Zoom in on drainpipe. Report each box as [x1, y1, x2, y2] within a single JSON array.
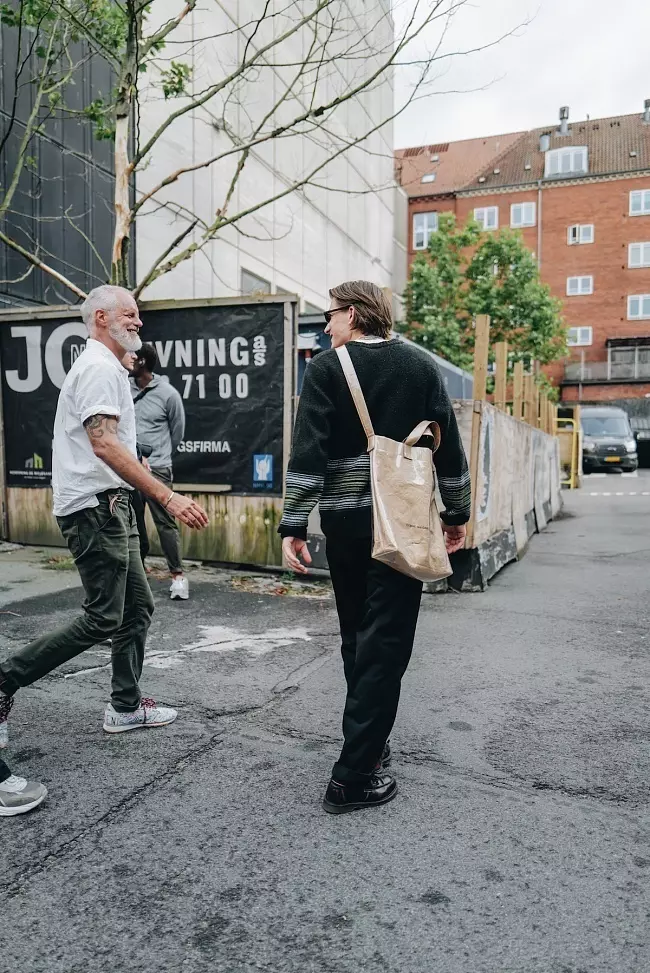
[[537, 179, 543, 269]]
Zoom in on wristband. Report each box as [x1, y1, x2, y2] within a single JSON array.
[[163, 491, 175, 508]]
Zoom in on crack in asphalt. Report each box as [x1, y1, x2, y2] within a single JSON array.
[[235, 724, 646, 811], [0, 643, 336, 898], [0, 728, 227, 898]]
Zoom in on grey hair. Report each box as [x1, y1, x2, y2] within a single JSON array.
[[80, 285, 133, 333]]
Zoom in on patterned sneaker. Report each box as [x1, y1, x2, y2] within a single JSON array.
[[0, 775, 47, 816], [170, 576, 189, 600], [103, 697, 178, 734], [0, 693, 14, 749]]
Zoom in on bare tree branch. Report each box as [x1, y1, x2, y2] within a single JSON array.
[[0, 228, 87, 298], [139, 1, 197, 59], [132, 218, 198, 299]]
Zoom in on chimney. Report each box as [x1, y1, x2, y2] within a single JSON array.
[[559, 106, 570, 136], [644, 98, 650, 123]]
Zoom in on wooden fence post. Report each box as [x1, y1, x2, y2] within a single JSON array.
[[494, 341, 508, 411], [540, 392, 549, 432], [467, 315, 490, 548], [522, 373, 533, 425], [512, 361, 524, 420]]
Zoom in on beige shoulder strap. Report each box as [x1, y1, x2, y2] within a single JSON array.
[[335, 345, 374, 442]]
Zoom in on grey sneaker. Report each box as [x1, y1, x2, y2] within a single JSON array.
[[0, 693, 14, 749], [0, 775, 47, 816], [103, 697, 177, 734]]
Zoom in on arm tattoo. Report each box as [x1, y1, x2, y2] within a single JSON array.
[[83, 414, 119, 440]]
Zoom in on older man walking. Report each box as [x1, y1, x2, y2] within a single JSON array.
[[0, 285, 209, 751]]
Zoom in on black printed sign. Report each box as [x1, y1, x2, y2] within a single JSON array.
[[0, 300, 289, 493]]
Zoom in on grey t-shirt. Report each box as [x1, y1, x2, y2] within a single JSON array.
[[130, 375, 185, 470]]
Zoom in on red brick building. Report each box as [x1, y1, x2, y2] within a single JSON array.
[[395, 105, 650, 405]]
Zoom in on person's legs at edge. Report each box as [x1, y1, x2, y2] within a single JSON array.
[[103, 500, 176, 731], [327, 534, 423, 786], [146, 468, 187, 599], [0, 755, 48, 817], [0, 497, 132, 712]]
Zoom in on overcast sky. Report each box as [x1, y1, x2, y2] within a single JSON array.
[[394, 0, 650, 147]]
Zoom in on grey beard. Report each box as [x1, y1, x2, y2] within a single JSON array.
[[109, 322, 142, 352]]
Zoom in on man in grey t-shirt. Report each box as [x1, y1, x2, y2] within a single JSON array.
[[130, 344, 189, 600]]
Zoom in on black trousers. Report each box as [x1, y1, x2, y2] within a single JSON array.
[[326, 535, 423, 784], [0, 757, 10, 783]]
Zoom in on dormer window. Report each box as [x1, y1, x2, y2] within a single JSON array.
[[544, 146, 588, 178]]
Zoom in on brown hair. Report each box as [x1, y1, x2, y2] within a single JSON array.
[[329, 280, 393, 339]]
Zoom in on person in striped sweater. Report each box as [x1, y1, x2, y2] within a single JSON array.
[[280, 280, 471, 814]]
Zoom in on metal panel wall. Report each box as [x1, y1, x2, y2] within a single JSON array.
[[0, 25, 126, 306]]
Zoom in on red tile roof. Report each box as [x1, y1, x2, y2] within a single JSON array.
[[397, 110, 650, 197], [395, 132, 523, 197], [461, 112, 650, 191]]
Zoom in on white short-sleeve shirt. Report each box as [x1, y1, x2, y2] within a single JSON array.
[[51, 338, 137, 516]]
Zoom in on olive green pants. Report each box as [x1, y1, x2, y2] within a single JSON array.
[[0, 492, 154, 712]]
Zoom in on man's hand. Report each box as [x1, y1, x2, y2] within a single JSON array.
[[166, 493, 209, 530], [142, 456, 151, 472], [84, 414, 208, 529], [282, 536, 312, 575], [442, 523, 466, 554]]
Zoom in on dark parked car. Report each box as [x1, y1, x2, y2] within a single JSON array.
[[581, 406, 638, 473]]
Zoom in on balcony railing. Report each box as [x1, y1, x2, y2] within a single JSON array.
[[563, 361, 650, 382]]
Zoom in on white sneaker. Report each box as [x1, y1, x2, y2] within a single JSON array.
[[170, 576, 189, 600], [103, 697, 178, 734], [0, 775, 48, 816]]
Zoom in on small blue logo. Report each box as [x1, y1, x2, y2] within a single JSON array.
[[253, 453, 274, 484]]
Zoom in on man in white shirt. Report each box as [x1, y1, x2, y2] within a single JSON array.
[[0, 286, 209, 749]]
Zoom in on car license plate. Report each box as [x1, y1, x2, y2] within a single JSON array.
[[605, 456, 621, 462]]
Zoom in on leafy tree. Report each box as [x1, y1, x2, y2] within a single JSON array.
[[1, 1, 515, 298], [402, 212, 566, 379]]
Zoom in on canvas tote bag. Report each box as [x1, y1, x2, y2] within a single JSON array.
[[336, 345, 452, 583]]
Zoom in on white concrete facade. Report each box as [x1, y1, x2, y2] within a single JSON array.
[[136, 1, 395, 311]]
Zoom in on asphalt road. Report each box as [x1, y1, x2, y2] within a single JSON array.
[[1, 477, 649, 973]]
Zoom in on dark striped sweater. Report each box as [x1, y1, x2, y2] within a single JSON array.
[[279, 338, 471, 540]]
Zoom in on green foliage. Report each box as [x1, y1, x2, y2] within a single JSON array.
[[403, 213, 567, 379], [536, 372, 560, 403], [160, 61, 192, 99], [83, 98, 115, 140]]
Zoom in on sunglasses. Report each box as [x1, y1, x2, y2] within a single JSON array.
[[324, 305, 351, 324]]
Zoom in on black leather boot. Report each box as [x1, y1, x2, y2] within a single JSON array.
[[322, 773, 398, 814]]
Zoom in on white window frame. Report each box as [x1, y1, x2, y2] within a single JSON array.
[[629, 190, 650, 216], [412, 211, 438, 250], [628, 294, 650, 319], [421, 173, 436, 184], [544, 146, 588, 178], [567, 224, 594, 245], [474, 206, 499, 231], [629, 243, 650, 268], [510, 202, 536, 228], [566, 275, 594, 296], [567, 326, 593, 347]]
